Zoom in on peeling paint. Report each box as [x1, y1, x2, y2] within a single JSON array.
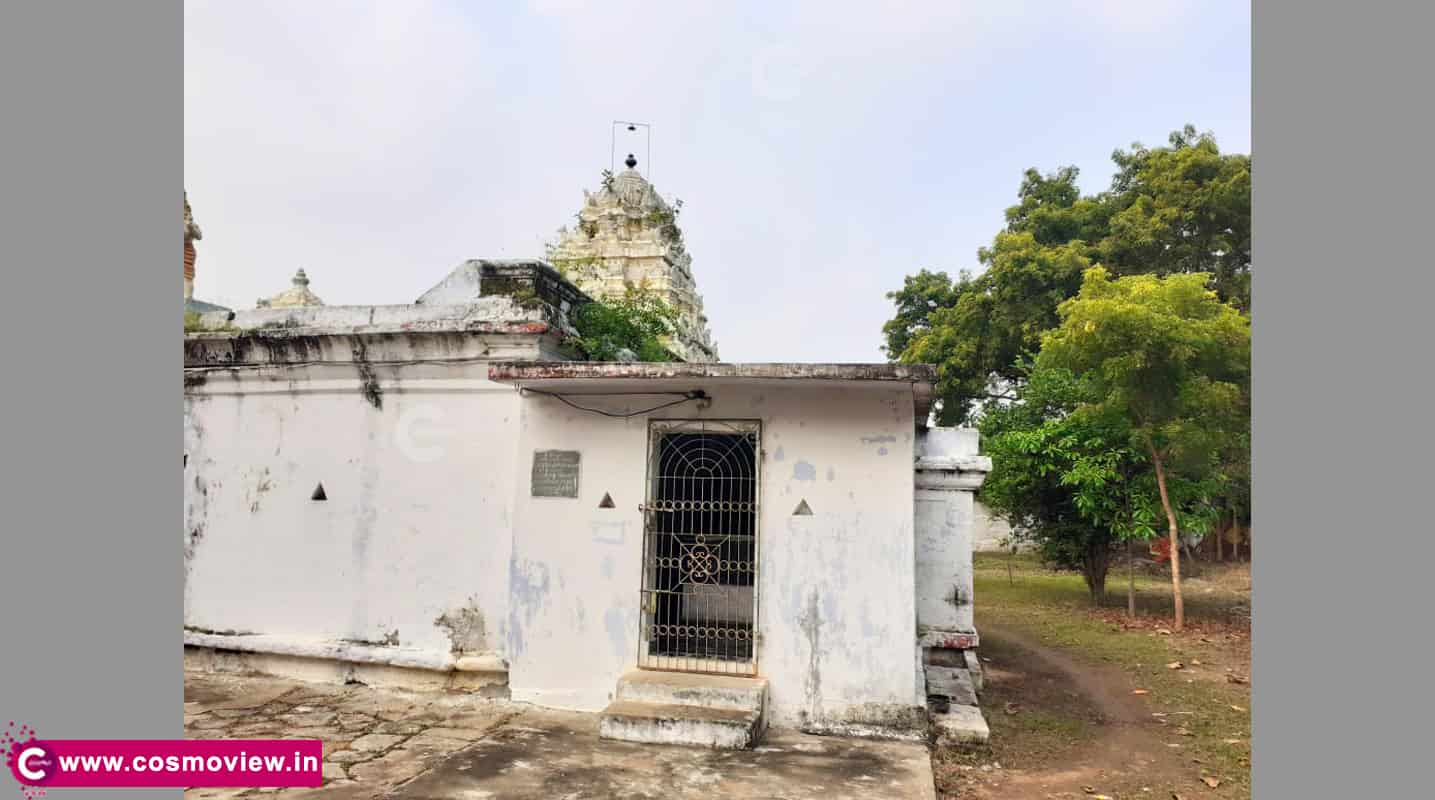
[[434, 599, 488, 654], [245, 467, 272, 514]]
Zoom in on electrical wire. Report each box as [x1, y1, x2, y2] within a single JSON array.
[[519, 387, 707, 418]]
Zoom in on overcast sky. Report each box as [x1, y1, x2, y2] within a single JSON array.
[[184, 0, 1249, 362]]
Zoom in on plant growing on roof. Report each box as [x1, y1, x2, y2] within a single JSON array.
[[570, 284, 681, 362]]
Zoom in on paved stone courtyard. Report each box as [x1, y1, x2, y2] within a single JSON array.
[[183, 672, 935, 799]]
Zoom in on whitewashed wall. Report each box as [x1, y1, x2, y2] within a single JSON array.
[[505, 381, 923, 730], [183, 360, 522, 663], [185, 361, 929, 732]]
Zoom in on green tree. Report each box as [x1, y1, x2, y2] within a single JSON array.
[[896, 235, 1091, 425], [885, 125, 1250, 424], [1037, 267, 1250, 630], [570, 285, 681, 362], [880, 269, 959, 360], [1103, 126, 1252, 310], [979, 366, 1151, 602]]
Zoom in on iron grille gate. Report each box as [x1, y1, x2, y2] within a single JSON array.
[[638, 420, 760, 675]]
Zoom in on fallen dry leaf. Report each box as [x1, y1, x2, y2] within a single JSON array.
[[1190, 659, 1203, 665], [1133, 688, 1151, 695], [1157, 628, 1173, 636], [1083, 787, 1096, 794], [1173, 794, 1187, 800], [1167, 661, 1185, 670], [1003, 702, 1020, 715], [1201, 776, 1221, 788], [1226, 674, 1249, 685]]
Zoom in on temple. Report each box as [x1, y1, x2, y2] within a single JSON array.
[[547, 155, 717, 362]]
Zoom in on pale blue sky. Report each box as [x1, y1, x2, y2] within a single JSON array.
[[185, 0, 1249, 362]]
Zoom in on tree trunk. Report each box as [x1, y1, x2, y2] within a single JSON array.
[[1148, 444, 1185, 631], [1127, 537, 1136, 618], [1082, 539, 1111, 604], [1216, 516, 1224, 561]]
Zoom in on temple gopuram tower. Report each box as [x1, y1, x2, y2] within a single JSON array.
[[547, 154, 717, 362]]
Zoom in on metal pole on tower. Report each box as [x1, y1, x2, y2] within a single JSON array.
[[611, 120, 652, 177]]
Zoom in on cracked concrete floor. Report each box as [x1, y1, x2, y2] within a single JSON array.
[[183, 672, 935, 800]]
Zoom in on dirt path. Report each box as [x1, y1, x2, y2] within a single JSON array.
[[937, 623, 1210, 799]]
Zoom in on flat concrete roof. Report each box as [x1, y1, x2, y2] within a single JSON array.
[[488, 361, 936, 420]]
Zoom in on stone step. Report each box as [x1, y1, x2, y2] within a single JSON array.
[[933, 705, 990, 745], [925, 665, 978, 707], [599, 700, 764, 749], [615, 669, 768, 712]]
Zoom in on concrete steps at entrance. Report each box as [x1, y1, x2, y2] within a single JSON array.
[[599, 670, 768, 749]]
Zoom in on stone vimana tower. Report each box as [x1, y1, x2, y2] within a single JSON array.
[[547, 154, 717, 362]]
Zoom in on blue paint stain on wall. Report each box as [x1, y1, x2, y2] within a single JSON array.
[[604, 607, 630, 660], [773, 446, 785, 462], [878, 447, 889, 456], [506, 558, 551, 659], [793, 461, 817, 481], [600, 554, 615, 579]]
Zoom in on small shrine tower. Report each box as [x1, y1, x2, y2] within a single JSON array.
[[547, 154, 717, 362]]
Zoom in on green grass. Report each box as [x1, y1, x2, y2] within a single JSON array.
[[973, 552, 1252, 797]]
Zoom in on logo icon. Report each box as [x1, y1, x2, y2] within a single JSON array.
[[3, 723, 49, 798]]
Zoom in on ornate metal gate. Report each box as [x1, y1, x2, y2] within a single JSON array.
[[638, 420, 760, 675]]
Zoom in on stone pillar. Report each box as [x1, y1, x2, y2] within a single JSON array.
[[914, 428, 991, 653]]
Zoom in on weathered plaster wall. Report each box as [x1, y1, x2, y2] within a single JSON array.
[[915, 489, 975, 633], [913, 428, 990, 640], [504, 382, 922, 731], [183, 358, 524, 664]]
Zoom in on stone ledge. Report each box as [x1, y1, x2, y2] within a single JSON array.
[[183, 631, 506, 674]]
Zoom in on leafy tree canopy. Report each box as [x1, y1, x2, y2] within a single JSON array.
[[1035, 267, 1250, 628], [979, 364, 1150, 599], [570, 285, 681, 362], [884, 125, 1250, 425]]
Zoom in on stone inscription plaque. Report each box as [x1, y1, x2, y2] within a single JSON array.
[[531, 450, 581, 498]]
